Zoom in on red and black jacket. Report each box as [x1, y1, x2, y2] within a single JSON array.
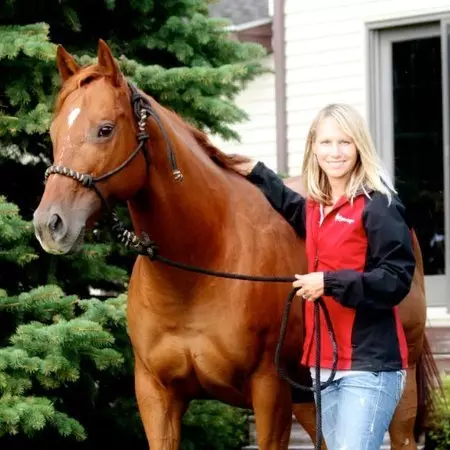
[[247, 162, 416, 371]]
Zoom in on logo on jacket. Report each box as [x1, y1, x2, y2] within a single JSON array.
[[335, 213, 355, 224]]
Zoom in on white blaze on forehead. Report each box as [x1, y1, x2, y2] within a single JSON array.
[[67, 107, 81, 128]]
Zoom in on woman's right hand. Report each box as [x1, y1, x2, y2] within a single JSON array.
[[233, 160, 259, 176]]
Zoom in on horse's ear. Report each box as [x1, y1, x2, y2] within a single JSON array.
[[56, 45, 80, 82], [97, 39, 121, 86]]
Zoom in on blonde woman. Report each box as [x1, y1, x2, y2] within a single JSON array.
[[235, 103, 414, 450]]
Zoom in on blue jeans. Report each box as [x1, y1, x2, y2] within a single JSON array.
[[313, 370, 406, 450]]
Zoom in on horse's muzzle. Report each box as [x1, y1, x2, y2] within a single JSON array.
[[33, 208, 86, 255]]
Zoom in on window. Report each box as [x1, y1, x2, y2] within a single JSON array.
[[369, 20, 450, 308]]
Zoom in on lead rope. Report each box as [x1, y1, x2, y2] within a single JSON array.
[[111, 211, 337, 450]]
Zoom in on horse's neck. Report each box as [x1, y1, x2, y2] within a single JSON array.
[[128, 122, 232, 266]]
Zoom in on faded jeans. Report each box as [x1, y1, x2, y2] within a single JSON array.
[[313, 370, 406, 450]]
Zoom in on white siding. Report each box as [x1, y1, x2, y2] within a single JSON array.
[[208, 55, 278, 171], [285, 0, 450, 175]]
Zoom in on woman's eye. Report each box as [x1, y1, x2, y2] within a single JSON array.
[[98, 124, 114, 138]]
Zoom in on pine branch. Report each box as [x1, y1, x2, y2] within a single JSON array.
[[0, 287, 127, 440], [0, 197, 37, 266], [139, 13, 265, 67], [117, 57, 267, 139], [0, 24, 55, 62], [0, 103, 52, 137], [0, 395, 86, 440], [0, 285, 77, 321], [77, 295, 127, 327], [65, 244, 129, 287]]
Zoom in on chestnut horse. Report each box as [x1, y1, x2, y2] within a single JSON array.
[[33, 40, 440, 450]]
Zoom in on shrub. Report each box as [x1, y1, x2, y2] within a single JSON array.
[[425, 375, 450, 450], [182, 400, 249, 450]]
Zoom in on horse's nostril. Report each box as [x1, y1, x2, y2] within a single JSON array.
[[48, 213, 63, 234]]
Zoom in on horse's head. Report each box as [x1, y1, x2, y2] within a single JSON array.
[[33, 40, 150, 254]]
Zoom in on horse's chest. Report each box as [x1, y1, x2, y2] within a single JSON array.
[[129, 310, 255, 390], [127, 272, 260, 399]]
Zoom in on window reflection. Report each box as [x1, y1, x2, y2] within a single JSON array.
[[392, 37, 446, 275]]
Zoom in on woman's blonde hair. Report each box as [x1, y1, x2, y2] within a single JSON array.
[[301, 103, 395, 205]]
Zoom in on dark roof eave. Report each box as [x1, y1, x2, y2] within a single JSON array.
[[228, 18, 273, 52]]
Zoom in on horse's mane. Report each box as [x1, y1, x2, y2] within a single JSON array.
[[177, 118, 250, 171], [55, 65, 107, 114], [54, 65, 250, 172]]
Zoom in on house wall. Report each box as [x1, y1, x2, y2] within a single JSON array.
[[209, 55, 278, 171], [284, 0, 450, 175]]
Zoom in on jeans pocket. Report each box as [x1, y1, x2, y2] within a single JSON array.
[[396, 370, 407, 403]]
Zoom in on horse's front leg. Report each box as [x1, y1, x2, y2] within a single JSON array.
[[134, 359, 187, 450], [251, 370, 292, 450]]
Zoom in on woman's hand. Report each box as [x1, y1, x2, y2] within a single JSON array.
[[232, 159, 258, 176], [293, 272, 324, 301]]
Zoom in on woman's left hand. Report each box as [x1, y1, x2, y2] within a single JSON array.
[[293, 272, 324, 301]]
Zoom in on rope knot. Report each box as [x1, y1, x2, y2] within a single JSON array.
[[137, 131, 149, 141], [145, 246, 158, 260], [138, 232, 158, 260], [173, 169, 184, 182], [131, 92, 141, 104], [81, 174, 93, 187]]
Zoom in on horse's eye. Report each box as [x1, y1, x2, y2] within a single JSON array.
[[98, 124, 114, 138]]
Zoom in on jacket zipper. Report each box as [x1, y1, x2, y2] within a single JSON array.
[[315, 199, 348, 271]]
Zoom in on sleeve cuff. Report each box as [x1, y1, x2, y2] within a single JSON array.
[[323, 271, 337, 296], [246, 161, 266, 180]]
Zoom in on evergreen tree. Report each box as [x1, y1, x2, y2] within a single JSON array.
[[0, 0, 262, 447], [0, 196, 132, 449], [0, 0, 267, 296]]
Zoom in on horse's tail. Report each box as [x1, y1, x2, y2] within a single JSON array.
[[409, 229, 444, 440], [414, 333, 444, 441]]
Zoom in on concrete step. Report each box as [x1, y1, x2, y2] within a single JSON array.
[[247, 415, 393, 446], [425, 325, 450, 375], [434, 353, 450, 375], [245, 442, 423, 449], [426, 325, 450, 354], [245, 415, 425, 449]]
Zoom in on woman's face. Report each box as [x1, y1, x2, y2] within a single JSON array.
[[313, 116, 358, 187]]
